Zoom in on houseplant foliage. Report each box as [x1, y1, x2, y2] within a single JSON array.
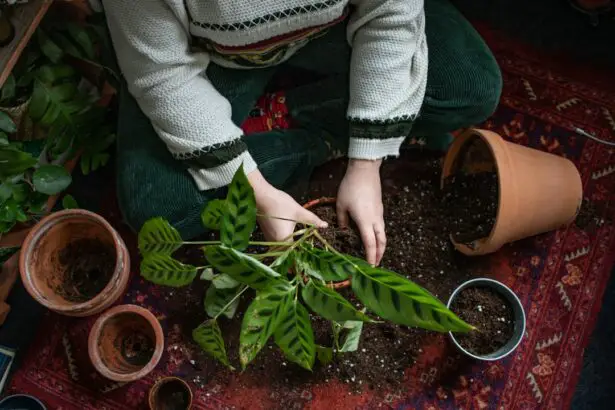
[[138, 166, 474, 370]]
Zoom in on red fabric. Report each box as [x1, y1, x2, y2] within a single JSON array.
[[7, 29, 615, 409]]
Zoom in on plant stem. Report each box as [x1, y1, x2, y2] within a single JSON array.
[[214, 285, 249, 320], [188, 240, 291, 247]]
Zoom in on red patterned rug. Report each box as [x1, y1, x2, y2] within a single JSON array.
[[6, 27, 615, 409]]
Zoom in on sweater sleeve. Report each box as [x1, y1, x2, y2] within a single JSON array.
[[102, 0, 257, 191], [346, 0, 428, 160]]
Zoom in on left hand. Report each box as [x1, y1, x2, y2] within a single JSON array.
[[336, 159, 386, 266]]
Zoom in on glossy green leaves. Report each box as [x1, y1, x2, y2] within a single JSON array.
[[301, 281, 371, 323], [295, 244, 354, 281], [205, 285, 242, 319], [201, 199, 225, 230], [140, 254, 197, 287], [138, 217, 182, 256], [274, 299, 315, 370], [220, 165, 256, 250], [205, 245, 280, 290], [32, 165, 72, 195], [193, 320, 233, 369]]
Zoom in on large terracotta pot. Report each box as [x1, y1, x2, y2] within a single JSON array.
[[89, 304, 164, 382], [442, 129, 583, 256], [19, 209, 130, 316]]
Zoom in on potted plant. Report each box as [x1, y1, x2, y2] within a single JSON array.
[[88, 304, 164, 382], [19, 209, 130, 316], [137, 166, 475, 371], [447, 278, 526, 360], [441, 128, 583, 256], [149, 377, 193, 410]]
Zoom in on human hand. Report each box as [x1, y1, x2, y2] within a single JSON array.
[[336, 159, 386, 265], [248, 169, 327, 242]]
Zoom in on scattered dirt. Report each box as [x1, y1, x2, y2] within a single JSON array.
[[575, 198, 607, 231], [58, 238, 115, 303], [442, 172, 498, 245], [450, 287, 515, 356], [155, 379, 191, 410]]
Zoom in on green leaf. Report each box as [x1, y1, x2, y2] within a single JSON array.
[[339, 321, 363, 353], [270, 250, 295, 275], [138, 217, 183, 256], [0, 220, 16, 234], [1, 74, 16, 103], [201, 199, 225, 230], [274, 298, 316, 370], [239, 282, 293, 368], [205, 245, 280, 290], [0, 199, 18, 222], [212, 273, 240, 289], [36, 64, 76, 84], [295, 244, 354, 281], [204, 285, 242, 319], [37, 30, 64, 63], [0, 184, 12, 201], [28, 82, 50, 120], [66, 23, 95, 59], [351, 264, 474, 332], [62, 194, 79, 209], [0, 147, 37, 179], [0, 246, 20, 264], [32, 165, 72, 195], [11, 184, 28, 202], [315, 345, 334, 365], [140, 254, 197, 287], [192, 319, 233, 369], [220, 165, 256, 250], [0, 111, 16, 134], [0, 132, 8, 146], [301, 281, 372, 323], [200, 267, 215, 280]]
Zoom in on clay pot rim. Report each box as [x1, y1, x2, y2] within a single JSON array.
[[148, 376, 193, 410], [88, 304, 165, 383], [446, 277, 526, 361], [19, 209, 126, 313], [0, 394, 47, 409]]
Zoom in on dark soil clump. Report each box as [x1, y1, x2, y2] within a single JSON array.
[[120, 331, 155, 366], [156, 379, 191, 410], [450, 287, 515, 356], [58, 238, 115, 302], [443, 172, 498, 245]]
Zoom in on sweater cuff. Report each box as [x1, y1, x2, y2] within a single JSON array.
[[188, 151, 257, 191], [347, 118, 415, 160]]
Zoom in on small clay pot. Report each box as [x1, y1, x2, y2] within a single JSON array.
[[447, 278, 526, 361], [442, 129, 583, 256], [89, 304, 164, 382], [303, 197, 351, 289], [19, 209, 130, 316], [0, 394, 46, 410], [149, 377, 193, 410]]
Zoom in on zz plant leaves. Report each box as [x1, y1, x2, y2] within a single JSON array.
[[295, 244, 354, 281], [201, 199, 225, 230], [193, 319, 233, 369], [204, 285, 242, 319], [32, 165, 72, 195], [205, 245, 280, 290], [138, 217, 183, 256], [140, 254, 197, 287], [274, 297, 315, 370], [301, 280, 372, 323], [351, 265, 473, 333], [220, 165, 256, 251]]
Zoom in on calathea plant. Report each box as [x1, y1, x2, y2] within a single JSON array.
[[138, 166, 474, 370]]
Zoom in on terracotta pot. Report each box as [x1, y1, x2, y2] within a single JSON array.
[[442, 129, 583, 256], [19, 209, 130, 316], [303, 197, 351, 289], [149, 377, 193, 410], [89, 304, 164, 382]]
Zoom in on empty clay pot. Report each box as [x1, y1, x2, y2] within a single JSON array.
[[89, 304, 164, 382], [149, 377, 193, 410], [442, 129, 583, 255], [19, 209, 130, 316]]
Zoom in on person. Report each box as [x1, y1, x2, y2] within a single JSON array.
[[102, 0, 502, 266]]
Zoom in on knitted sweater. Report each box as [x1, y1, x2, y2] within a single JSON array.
[[103, 0, 427, 191]]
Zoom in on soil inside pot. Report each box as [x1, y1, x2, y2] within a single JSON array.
[[449, 286, 515, 356], [58, 238, 115, 303], [155, 379, 191, 410]]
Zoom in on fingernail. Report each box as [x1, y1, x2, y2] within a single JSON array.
[[321, 222, 329, 228]]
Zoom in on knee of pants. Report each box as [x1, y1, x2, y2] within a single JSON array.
[[460, 57, 503, 124]]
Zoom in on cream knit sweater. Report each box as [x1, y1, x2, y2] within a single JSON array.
[[103, 0, 427, 190]]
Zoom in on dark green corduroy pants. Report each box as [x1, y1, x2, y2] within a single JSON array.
[[116, 0, 502, 239]]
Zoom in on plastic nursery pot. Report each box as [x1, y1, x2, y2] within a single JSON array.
[[447, 278, 526, 361], [19, 209, 130, 316], [149, 376, 193, 410], [303, 197, 351, 289], [0, 394, 47, 410], [89, 304, 164, 382], [442, 128, 582, 256]]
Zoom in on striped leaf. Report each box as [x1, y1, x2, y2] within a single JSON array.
[[295, 244, 354, 281], [212, 273, 240, 289], [301, 281, 372, 323], [221, 165, 256, 250], [204, 285, 242, 319], [138, 217, 182, 256], [274, 299, 315, 370], [205, 245, 280, 290], [351, 265, 474, 333], [339, 321, 363, 353], [140, 254, 197, 287], [201, 199, 226, 230], [192, 319, 233, 369], [316, 345, 334, 365], [270, 250, 295, 275], [239, 282, 293, 368]]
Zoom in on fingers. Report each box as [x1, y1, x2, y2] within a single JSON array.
[[297, 207, 328, 229], [374, 222, 386, 266], [358, 223, 378, 266], [336, 203, 349, 228]]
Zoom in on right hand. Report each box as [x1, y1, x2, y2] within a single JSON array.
[[248, 169, 327, 242]]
